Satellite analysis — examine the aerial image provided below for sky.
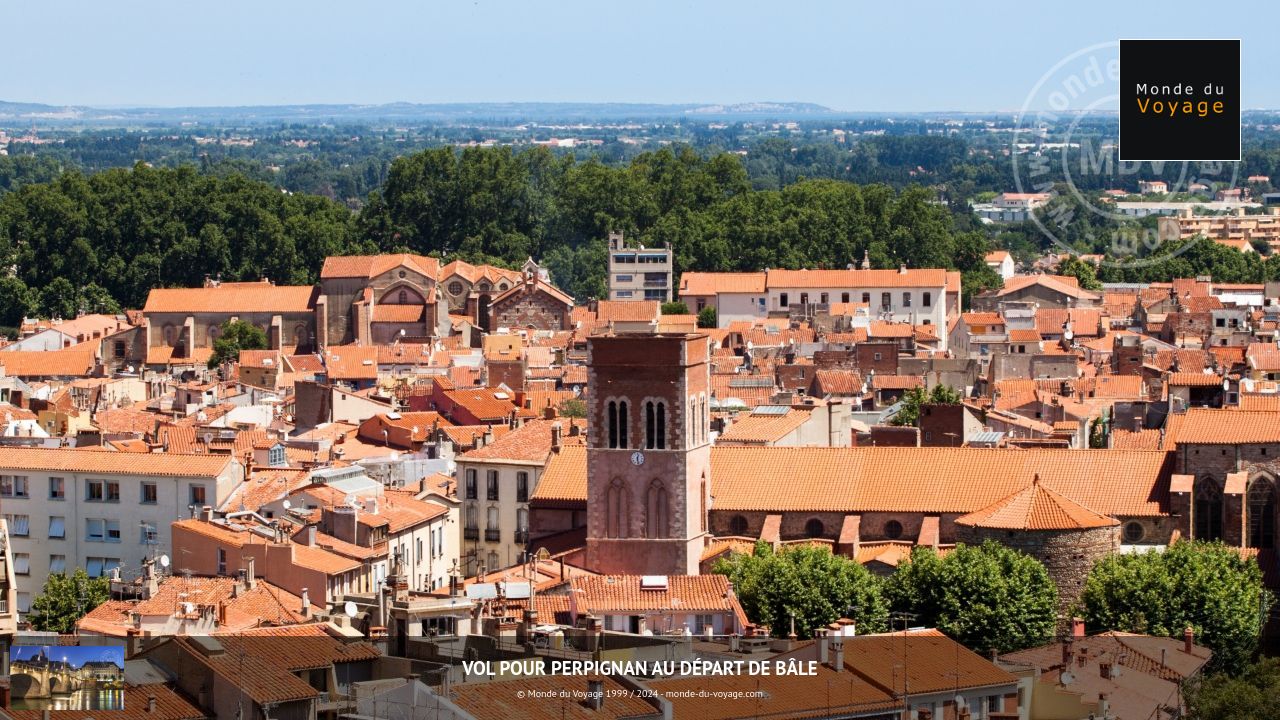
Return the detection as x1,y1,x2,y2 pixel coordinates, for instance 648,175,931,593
9,0,1279,111
12,645,124,668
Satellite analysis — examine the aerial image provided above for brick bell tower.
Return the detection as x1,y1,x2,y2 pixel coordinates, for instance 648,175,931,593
585,330,713,575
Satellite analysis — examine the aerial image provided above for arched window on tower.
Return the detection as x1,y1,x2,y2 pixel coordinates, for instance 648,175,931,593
645,401,666,449
1195,476,1224,541
618,400,628,448
398,289,409,303
646,480,669,539
606,478,629,538
1247,476,1277,549
607,401,618,448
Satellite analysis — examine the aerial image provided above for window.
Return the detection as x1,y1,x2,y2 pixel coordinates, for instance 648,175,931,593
841,292,850,303
269,446,285,466
106,481,120,502
902,292,912,307
417,538,423,565
49,477,65,500
486,551,499,572
729,515,749,535
884,520,904,539
1247,477,1276,549
105,519,121,543
86,518,105,542
1,475,28,498
141,525,158,544
486,470,499,501
48,516,65,539
465,469,478,500
464,504,478,529
861,292,870,304
86,480,104,502
15,592,29,613
1195,477,1224,541
645,480,669,539
1123,521,1145,543
217,548,227,575
189,484,206,506
5,514,28,537
804,518,825,538
141,482,157,504
819,293,828,304
616,290,633,298
49,555,66,574
516,472,529,503
923,292,932,307
13,554,28,576
606,478,629,538
114,340,126,356
645,400,666,449
799,293,809,305
615,274,633,283
607,400,629,449
880,292,891,308
779,293,789,308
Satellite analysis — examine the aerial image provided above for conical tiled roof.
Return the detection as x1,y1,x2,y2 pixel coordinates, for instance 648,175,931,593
955,475,1119,531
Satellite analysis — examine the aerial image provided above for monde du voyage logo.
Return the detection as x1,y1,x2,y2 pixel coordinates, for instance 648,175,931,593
1120,39,1240,161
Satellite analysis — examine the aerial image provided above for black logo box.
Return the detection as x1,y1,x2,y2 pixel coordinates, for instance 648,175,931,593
1119,39,1240,162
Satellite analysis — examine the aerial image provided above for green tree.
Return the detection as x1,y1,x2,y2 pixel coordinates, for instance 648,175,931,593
29,568,111,634
0,276,34,328
660,301,689,315
557,397,587,418
1056,255,1104,290
714,542,888,639
38,277,79,319
890,383,963,427
1081,540,1273,673
885,542,1058,653
208,319,268,368
1185,657,1280,720
697,306,717,329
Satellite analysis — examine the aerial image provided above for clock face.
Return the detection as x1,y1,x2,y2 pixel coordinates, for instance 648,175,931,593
630,451,645,466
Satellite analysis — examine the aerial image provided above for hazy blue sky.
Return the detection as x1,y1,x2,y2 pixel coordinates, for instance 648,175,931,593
11,0,1277,110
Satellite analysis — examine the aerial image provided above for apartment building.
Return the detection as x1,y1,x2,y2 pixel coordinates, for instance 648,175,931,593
606,231,673,302
1157,206,1280,252
0,448,243,614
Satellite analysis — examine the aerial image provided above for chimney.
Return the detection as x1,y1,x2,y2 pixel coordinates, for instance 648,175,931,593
201,505,213,522
816,628,829,664
1184,626,1195,654
1062,637,1074,665
543,405,557,420
1072,617,1085,638
830,637,844,672
147,695,157,714
370,497,379,515
586,679,604,710
305,525,317,547
551,423,562,453
1098,692,1110,718
217,601,228,627
301,588,311,618
898,264,907,274
244,558,256,590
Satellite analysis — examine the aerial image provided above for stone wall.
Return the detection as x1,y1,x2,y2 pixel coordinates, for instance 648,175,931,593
956,524,1120,616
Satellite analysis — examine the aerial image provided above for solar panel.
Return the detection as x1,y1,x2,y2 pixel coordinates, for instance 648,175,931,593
465,583,498,599
502,582,532,599
751,406,791,416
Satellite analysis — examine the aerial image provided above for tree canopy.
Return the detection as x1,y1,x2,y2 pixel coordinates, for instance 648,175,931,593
884,542,1058,653
208,319,269,368
714,541,888,639
1185,657,1280,720
29,568,111,634
1080,541,1274,674
890,383,964,427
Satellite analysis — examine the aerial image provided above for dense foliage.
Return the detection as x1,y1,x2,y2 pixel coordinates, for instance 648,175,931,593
29,568,111,634
1185,657,1280,720
884,542,1058,653
889,383,964,427
714,541,889,638
1080,541,1274,674
209,319,269,368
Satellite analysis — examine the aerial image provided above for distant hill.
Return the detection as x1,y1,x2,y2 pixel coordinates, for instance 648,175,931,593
0,100,839,126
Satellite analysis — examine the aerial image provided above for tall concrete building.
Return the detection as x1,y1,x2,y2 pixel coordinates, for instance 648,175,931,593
606,231,673,302
584,330,712,575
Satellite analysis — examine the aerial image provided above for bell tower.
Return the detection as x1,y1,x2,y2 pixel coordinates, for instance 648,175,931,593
585,331,712,575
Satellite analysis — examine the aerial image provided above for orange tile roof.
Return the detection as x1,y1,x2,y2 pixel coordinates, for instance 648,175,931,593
679,272,768,295
143,282,315,313
459,418,587,462
594,300,660,322
955,476,1119,530
1237,394,1280,412
490,277,575,307
571,574,743,614
0,346,98,377
1037,308,1105,336
6,683,205,720
998,274,1099,300
986,250,1011,263
324,345,379,381
1008,328,1043,342
535,445,1171,517
652,663,897,720
813,369,863,396
871,374,924,390
451,675,657,720
92,407,163,436
767,267,949,289
370,304,425,323
1110,428,1163,450
0,447,232,477
1173,408,1280,444
718,408,812,444
439,423,513,448
320,253,440,279
167,637,318,704
443,387,519,422
1168,371,1224,387
962,312,1005,326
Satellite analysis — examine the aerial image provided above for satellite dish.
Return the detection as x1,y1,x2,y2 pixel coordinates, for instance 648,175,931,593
181,602,195,614
1063,330,1074,341
282,500,292,510
159,554,170,569
344,601,358,618
1060,670,1075,685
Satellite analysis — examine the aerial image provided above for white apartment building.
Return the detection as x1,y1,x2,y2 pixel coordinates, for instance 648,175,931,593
0,448,243,615
606,231,673,302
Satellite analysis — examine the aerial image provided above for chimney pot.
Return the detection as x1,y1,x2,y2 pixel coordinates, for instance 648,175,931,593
586,679,604,710
1072,617,1085,638
301,588,311,617
201,505,213,523
147,695,157,714
1184,626,1194,654
306,525,317,547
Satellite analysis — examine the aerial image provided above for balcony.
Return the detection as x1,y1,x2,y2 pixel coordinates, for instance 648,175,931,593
514,530,529,545
464,527,480,541
485,528,501,543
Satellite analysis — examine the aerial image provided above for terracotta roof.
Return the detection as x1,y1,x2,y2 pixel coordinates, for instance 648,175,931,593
1111,428,1163,450
955,476,1119,530
962,312,1004,326
813,369,863,396
0,447,232,477
535,446,1172,517
439,424,513,448
1168,371,1224,387
986,250,1011,263
718,408,812,444
652,663,897,720
0,347,97,377
143,282,315,314
1173,408,1280,444
166,637,318,704
442,387,519,422
323,346,379,381
998,274,1099,300
459,418,586,462
370,304,425,323
679,272,768,295
1037,308,1105,337
1008,328,1043,342
451,675,658,720
1237,394,1280,412
571,574,743,614
868,321,915,338
871,374,924,390
7,683,204,720
594,300,660,323
320,253,439,279
766,268,949,289
92,407,162,436
490,277,575,308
